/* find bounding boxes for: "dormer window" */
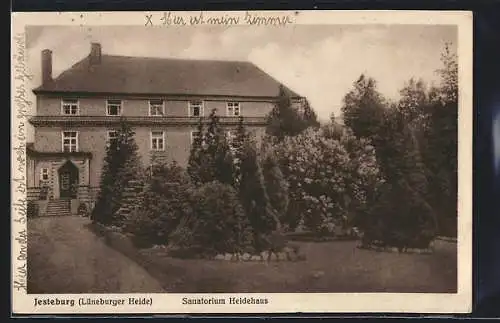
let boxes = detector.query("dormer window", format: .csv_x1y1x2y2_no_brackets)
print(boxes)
189,101,204,117
227,102,241,116
106,99,122,116
61,99,79,115
149,99,165,116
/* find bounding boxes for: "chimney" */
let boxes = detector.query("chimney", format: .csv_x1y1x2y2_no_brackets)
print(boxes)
41,49,52,84
89,42,102,64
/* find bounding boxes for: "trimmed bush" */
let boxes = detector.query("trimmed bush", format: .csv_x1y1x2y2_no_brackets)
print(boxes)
126,162,194,249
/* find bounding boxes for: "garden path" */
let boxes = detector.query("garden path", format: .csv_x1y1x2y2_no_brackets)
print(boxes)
27,216,164,293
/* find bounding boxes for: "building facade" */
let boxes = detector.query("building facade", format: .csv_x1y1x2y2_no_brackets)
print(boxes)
27,43,303,216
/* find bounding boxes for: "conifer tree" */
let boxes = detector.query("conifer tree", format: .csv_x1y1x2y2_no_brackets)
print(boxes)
341,74,386,140
187,117,206,185
302,98,320,129
214,121,235,186
231,116,248,188
266,85,318,141
364,107,437,248
260,147,289,229
420,43,458,236
239,136,280,250
92,120,143,225
187,109,234,185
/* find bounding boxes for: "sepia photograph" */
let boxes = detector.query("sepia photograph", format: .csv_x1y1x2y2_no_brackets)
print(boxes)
12,11,472,314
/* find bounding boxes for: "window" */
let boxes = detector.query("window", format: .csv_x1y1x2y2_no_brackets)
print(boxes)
189,101,204,117
106,99,122,116
61,99,79,115
62,131,78,152
107,130,119,146
191,131,202,145
227,102,241,116
40,168,49,181
149,99,165,116
150,131,165,151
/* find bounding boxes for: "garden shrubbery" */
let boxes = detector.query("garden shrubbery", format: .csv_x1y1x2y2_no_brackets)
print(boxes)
274,126,382,236
180,181,253,256
125,161,194,249
92,46,456,255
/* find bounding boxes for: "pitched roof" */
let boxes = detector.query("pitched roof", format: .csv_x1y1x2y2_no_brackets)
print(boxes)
33,54,300,98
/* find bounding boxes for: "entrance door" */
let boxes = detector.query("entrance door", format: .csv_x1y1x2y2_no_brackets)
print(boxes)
58,161,79,199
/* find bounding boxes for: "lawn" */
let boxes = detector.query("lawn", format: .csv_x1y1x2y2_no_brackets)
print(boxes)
27,216,457,294
136,239,457,293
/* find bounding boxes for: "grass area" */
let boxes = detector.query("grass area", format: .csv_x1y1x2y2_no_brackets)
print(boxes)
27,216,457,294
137,239,457,293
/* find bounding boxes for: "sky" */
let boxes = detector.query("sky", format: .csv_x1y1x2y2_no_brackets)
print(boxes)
25,24,457,139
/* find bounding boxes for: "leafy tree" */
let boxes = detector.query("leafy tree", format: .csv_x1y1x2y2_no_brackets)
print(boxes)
397,78,429,127
275,126,382,234
92,120,144,225
341,74,386,140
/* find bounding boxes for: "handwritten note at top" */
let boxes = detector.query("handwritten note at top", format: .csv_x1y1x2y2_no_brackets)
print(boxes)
145,11,296,27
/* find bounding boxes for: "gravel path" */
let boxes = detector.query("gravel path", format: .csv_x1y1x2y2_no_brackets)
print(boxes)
27,216,164,294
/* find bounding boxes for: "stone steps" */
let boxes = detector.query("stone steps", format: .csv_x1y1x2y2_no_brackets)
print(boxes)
45,199,71,217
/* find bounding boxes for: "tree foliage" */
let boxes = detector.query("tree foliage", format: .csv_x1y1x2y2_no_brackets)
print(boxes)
420,43,458,237
275,125,382,234
183,181,253,256
341,75,386,140
187,109,235,186
260,142,289,229
341,44,458,242
187,117,206,184
92,120,144,225
127,161,194,248
239,134,280,250
266,85,320,141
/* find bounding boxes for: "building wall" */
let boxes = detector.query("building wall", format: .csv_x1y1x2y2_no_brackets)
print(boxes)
32,94,274,188
32,124,268,188
36,95,274,117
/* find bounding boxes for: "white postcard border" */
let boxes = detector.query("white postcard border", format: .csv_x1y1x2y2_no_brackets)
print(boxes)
11,10,473,314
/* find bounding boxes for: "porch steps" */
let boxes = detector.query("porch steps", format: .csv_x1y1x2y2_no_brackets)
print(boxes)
45,199,72,217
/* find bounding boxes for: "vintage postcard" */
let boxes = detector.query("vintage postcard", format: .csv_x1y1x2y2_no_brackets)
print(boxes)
11,10,473,315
